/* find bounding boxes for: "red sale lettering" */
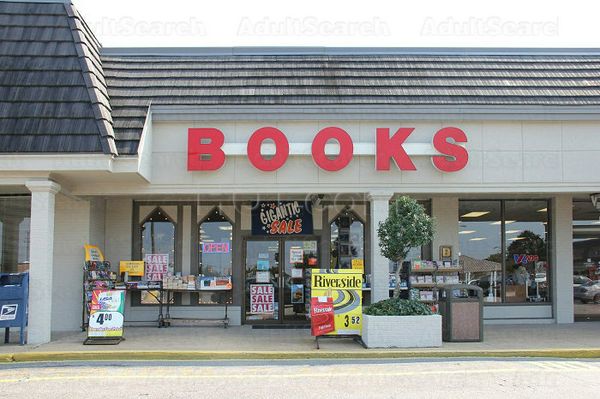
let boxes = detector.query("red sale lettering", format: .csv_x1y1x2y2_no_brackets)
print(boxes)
432,127,469,172
376,127,416,171
187,128,226,171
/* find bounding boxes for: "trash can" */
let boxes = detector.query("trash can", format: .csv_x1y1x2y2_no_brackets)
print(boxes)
438,284,483,342
0,272,29,345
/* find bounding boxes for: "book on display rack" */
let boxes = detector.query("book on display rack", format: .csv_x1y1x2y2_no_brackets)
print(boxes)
408,259,462,313
81,260,117,331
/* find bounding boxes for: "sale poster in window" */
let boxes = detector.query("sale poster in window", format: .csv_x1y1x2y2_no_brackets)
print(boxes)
249,284,274,314
251,201,313,236
144,253,170,281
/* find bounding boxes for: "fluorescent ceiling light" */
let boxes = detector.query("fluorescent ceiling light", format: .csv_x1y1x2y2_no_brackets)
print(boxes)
461,211,490,218
537,208,548,213
490,220,515,225
508,237,526,241
505,230,521,234
219,226,232,231
459,230,476,235
469,237,487,241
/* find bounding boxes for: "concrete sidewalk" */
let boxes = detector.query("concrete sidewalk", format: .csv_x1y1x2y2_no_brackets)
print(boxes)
0,322,599,361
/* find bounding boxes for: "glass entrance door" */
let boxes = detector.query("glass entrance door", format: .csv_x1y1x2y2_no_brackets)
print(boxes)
244,239,318,324
283,240,318,322
245,240,280,322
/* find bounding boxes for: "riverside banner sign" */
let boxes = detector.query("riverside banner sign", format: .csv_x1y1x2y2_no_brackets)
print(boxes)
311,269,363,336
187,126,468,172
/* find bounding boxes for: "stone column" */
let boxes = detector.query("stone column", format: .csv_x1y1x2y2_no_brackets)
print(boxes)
368,191,393,302
552,194,574,324
25,180,61,344
431,197,459,261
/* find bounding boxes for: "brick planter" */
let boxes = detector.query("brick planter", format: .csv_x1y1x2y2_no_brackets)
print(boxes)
362,314,442,348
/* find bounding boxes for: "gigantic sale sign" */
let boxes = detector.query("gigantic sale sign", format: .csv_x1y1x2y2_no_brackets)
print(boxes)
188,126,468,172
251,201,313,236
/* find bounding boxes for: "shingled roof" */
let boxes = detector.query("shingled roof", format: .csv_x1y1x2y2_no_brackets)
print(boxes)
102,51,600,154
0,1,116,154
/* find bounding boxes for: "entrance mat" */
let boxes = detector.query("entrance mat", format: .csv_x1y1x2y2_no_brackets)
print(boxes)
251,324,310,330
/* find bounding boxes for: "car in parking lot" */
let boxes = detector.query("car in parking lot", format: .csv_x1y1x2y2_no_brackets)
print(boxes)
573,275,592,288
574,280,600,304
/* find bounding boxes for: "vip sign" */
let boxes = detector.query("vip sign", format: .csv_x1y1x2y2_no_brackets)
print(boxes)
187,126,468,172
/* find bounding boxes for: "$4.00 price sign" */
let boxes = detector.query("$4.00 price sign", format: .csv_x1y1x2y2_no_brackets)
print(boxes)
88,290,125,338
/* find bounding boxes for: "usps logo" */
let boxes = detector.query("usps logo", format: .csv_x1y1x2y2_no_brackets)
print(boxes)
0,304,18,321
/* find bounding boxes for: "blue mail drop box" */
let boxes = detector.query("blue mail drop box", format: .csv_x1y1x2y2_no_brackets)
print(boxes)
0,272,29,345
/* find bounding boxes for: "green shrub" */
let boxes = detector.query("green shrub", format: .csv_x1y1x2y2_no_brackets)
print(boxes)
363,298,433,316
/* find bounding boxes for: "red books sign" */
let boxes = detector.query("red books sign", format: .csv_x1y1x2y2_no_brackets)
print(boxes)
310,296,335,336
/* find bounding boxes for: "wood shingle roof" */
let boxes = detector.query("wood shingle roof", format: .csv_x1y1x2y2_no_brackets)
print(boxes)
0,1,116,154
2,2,600,156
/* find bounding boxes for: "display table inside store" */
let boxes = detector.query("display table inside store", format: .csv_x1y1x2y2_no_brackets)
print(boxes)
161,288,231,328
113,285,166,328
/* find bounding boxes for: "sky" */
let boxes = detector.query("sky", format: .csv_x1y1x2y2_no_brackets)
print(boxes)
74,0,600,48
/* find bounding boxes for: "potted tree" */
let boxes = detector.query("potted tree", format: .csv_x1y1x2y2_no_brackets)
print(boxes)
362,196,441,348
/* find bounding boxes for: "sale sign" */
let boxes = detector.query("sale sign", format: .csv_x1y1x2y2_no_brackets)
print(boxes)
311,269,363,336
144,253,169,281
88,290,125,338
251,201,313,236
249,284,274,314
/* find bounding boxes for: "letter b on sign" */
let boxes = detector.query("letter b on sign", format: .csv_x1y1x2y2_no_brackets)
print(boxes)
188,128,226,170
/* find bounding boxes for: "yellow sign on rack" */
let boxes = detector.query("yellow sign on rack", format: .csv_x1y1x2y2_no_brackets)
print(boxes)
84,244,104,262
311,269,363,336
119,261,145,277
351,258,364,270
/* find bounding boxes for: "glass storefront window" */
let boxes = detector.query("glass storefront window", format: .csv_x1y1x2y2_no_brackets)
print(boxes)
504,201,549,303
573,200,600,320
199,208,233,305
459,200,503,303
140,207,176,304
459,199,551,304
0,196,31,273
330,208,364,269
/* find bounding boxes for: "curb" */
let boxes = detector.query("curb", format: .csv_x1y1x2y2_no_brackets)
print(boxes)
4,348,600,362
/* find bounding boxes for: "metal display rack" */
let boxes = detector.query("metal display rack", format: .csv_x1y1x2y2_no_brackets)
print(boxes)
81,261,117,331
408,260,462,311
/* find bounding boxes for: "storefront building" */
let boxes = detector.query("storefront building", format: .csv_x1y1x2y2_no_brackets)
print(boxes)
1,1,600,344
